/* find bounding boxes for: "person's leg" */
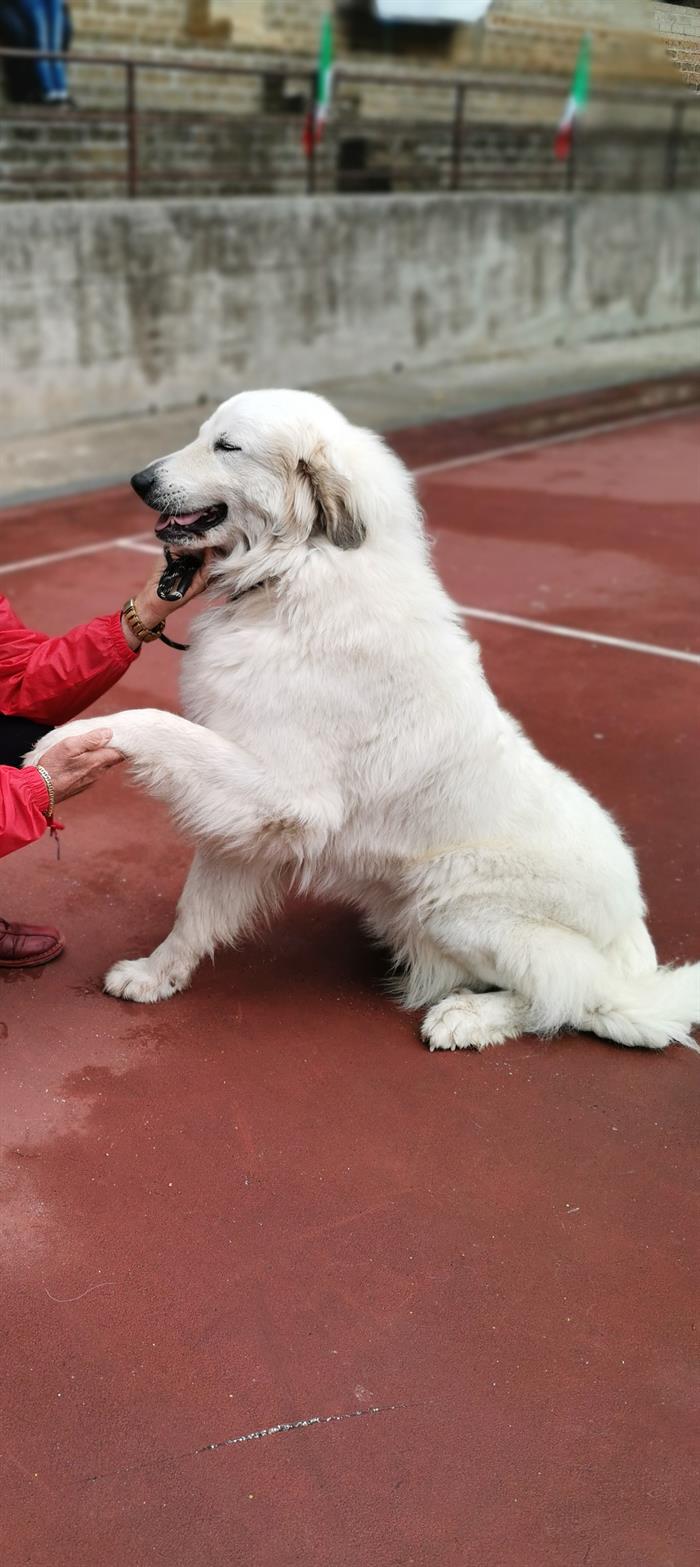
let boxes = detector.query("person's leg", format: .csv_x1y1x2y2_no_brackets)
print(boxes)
45,0,68,99
0,714,64,968
0,715,52,767
17,0,56,102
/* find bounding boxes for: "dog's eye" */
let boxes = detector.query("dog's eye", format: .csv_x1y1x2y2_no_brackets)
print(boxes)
214,438,242,454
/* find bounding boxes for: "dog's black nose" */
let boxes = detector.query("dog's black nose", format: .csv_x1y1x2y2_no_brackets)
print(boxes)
131,464,159,500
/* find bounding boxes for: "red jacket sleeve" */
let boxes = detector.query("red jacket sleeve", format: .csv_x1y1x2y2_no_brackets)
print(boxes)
0,596,139,725
0,766,50,858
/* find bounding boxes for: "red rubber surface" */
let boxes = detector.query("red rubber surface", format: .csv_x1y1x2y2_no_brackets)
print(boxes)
1,407,699,1567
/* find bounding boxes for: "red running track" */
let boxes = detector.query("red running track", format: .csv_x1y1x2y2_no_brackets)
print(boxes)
1,406,699,1567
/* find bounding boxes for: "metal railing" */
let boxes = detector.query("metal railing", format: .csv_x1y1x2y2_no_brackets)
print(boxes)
0,46,694,198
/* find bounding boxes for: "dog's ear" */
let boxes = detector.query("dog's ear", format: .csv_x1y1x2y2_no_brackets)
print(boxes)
296,451,366,550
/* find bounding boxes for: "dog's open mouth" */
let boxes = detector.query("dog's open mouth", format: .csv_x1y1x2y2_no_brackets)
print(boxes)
155,504,227,544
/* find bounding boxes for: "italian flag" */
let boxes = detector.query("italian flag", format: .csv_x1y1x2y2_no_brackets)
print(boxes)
554,34,592,160
302,12,334,156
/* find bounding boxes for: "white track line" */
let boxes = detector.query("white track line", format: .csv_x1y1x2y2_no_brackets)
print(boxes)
0,538,118,576
411,401,700,478
0,534,154,576
459,605,700,665
116,539,162,556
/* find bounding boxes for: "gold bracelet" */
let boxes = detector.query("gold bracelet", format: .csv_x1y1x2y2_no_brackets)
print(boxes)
36,763,55,819
121,597,166,645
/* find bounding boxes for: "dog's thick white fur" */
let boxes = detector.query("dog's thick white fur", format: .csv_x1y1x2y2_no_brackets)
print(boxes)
28,390,700,1052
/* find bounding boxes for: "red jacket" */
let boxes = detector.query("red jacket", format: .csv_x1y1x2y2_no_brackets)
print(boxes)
0,596,138,857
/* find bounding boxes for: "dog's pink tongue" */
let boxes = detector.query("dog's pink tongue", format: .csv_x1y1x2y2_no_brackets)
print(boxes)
155,511,203,533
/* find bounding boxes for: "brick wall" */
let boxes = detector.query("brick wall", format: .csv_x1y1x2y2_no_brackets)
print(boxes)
16,2,682,121
2,107,697,203
1,2,689,116
2,1,697,200
71,1,189,48
60,2,688,87
655,1,700,91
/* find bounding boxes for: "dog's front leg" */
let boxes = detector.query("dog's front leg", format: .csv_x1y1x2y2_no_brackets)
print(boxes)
105,849,274,1003
27,709,337,859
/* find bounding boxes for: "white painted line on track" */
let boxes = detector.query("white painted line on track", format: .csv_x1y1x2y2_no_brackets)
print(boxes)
411,401,700,478
459,605,700,665
115,539,163,557
0,534,156,576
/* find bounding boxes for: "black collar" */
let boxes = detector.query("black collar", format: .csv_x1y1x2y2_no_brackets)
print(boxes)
228,576,276,604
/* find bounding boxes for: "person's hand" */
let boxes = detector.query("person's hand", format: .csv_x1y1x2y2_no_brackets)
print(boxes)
36,729,123,805
131,548,214,633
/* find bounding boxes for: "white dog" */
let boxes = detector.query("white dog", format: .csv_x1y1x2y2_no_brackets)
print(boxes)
28,390,700,1052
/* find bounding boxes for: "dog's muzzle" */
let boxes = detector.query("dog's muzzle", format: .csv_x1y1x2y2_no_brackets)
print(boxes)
130,467,228,544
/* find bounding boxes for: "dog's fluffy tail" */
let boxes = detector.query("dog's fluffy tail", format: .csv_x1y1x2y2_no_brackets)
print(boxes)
585,962,700,1052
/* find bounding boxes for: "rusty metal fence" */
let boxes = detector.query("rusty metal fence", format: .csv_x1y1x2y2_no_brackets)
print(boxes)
0,46,695,199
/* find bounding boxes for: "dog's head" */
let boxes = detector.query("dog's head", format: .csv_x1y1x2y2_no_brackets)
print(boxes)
130,391,372,577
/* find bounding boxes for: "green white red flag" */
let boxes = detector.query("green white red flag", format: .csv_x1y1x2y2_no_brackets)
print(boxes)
302,13,334,156
554,34,591,160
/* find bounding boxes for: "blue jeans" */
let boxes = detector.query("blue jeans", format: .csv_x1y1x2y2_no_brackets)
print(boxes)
28,0,67,98
0,0,68,100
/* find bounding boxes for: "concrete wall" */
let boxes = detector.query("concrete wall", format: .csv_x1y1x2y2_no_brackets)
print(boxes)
1,192,699,437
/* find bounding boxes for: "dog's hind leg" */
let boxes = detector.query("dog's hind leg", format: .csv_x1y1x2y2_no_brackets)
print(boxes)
105,851,274,1003
424,915,700,1054
422,989,530,1052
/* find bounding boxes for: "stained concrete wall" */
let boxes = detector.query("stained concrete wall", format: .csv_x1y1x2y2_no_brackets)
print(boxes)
1,193,699,438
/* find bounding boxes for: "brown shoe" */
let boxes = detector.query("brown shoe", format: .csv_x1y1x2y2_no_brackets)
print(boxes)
0,917,65,969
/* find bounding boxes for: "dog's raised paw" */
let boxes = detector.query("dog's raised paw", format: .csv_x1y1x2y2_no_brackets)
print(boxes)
104,956,182,1004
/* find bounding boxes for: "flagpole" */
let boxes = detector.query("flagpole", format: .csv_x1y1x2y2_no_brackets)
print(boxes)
567,118,577,194
306,67,317,196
